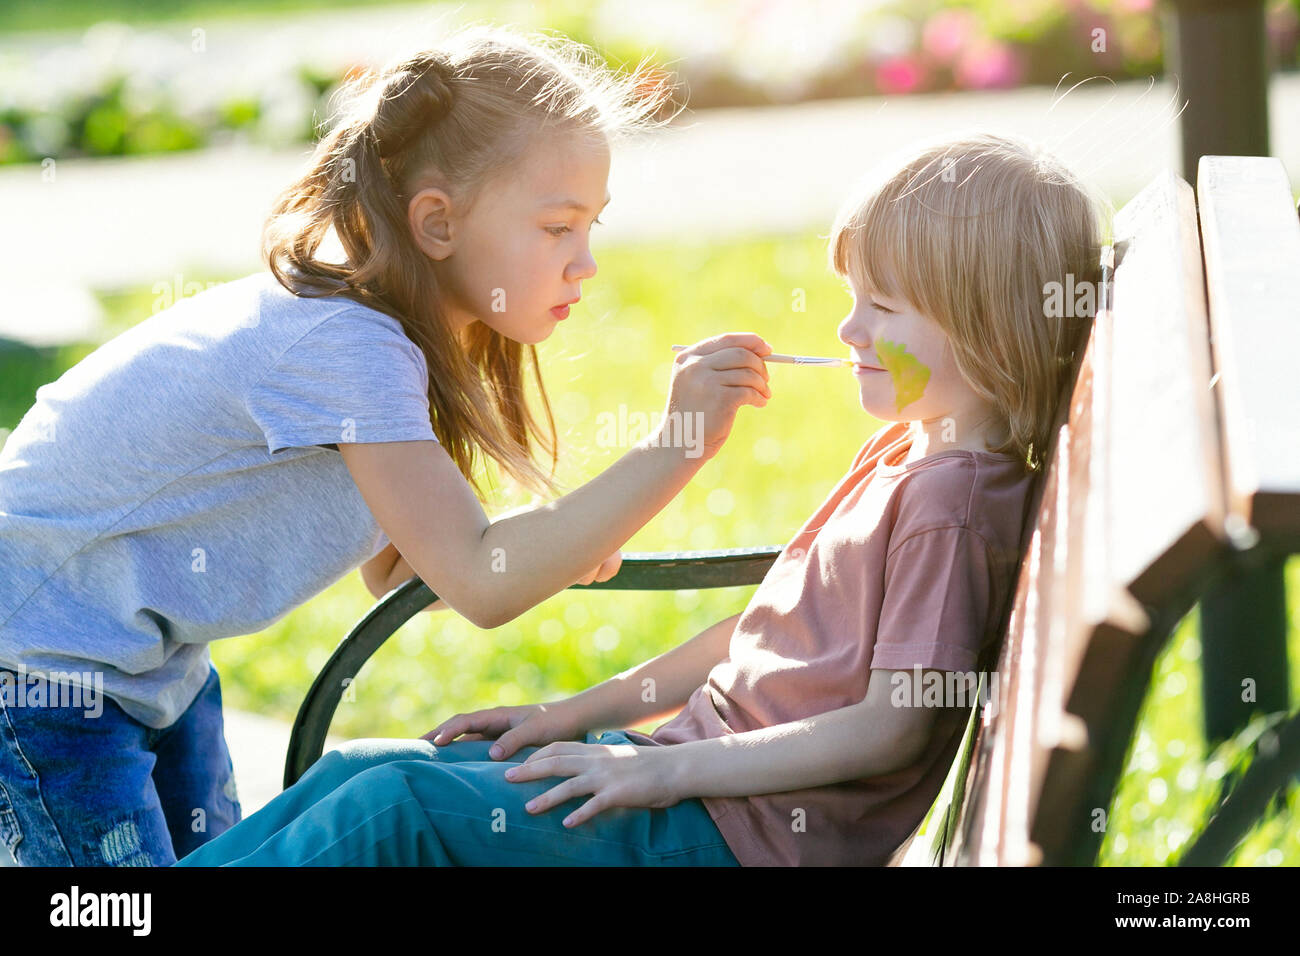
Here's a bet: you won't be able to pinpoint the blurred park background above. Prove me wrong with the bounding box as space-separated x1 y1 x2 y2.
1 0 1298 866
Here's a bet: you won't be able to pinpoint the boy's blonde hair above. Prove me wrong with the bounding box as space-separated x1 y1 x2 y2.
263 26 673 497
830 132 1109 472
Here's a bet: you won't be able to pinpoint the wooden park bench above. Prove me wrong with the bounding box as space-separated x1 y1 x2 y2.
929 154 1300 866
283 157 1299 866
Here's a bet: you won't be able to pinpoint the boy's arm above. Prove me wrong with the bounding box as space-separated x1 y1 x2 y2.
666 666 941 798
565 612 742 731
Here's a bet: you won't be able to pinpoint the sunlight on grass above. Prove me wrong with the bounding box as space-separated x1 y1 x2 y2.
1099 557 1300 866
1 229 1286 865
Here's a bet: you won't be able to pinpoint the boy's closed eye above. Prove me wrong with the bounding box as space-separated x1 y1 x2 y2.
839 276 895 314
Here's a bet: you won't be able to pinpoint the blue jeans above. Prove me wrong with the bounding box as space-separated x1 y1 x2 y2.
174 730 740 866
0 662 240 866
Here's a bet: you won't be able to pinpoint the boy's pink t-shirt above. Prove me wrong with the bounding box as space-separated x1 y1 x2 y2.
626 420 1037 866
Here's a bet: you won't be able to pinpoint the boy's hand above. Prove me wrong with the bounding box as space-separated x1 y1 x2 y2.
421 702 587 760
504 741 682 827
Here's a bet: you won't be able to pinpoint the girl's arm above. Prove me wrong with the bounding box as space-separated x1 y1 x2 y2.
360 499 545 609
340 335 770 630
665 667 940 797
341 438 706 629
359 543 401 597
360 542 448 611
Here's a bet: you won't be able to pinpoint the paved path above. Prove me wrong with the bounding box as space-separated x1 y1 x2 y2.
5 74 1298 347
223 707 345 816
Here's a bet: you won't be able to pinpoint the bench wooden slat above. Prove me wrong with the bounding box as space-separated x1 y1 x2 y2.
1106 171 1226 606
952 322 1150 865
951 170 1235 865
1031 313 1150 863
949 316 1090 866
948 256 1088 865
937 379 1064 865
1197 155 1300 545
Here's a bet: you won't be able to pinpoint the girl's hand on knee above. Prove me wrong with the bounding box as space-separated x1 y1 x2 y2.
421 701 587 759
504 741 681 827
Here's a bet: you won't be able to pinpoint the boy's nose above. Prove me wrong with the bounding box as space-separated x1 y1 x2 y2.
837 310 866 347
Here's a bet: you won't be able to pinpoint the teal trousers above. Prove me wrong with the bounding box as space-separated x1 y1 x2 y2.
173 730 739 866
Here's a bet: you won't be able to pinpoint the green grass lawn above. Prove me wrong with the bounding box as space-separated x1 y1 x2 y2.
1099 597 1300 866
2 230 1296 866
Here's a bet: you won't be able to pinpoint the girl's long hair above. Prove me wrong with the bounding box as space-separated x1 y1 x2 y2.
262 25 673 498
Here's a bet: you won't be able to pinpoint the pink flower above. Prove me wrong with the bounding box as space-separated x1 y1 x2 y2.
1116 0 1154 12
1268 0 1299 41
955 40 1024 89
875 55 925 95
921 9 979 63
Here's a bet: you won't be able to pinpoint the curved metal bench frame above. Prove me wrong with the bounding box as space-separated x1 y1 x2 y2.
283 545 782 788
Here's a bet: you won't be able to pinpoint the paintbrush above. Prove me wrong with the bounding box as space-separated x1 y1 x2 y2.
670 344 853 367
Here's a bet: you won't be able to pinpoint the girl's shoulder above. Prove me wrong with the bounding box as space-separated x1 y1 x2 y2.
249 272 400 324
144 272 425 385
215 272 417 357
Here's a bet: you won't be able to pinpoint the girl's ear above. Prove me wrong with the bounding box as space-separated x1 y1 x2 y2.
408 187 456 261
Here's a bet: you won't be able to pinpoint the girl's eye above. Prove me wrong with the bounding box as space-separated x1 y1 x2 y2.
546 217 602 237
871 301 894 314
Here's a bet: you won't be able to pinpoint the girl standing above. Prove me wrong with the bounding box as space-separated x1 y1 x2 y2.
0 26 771 867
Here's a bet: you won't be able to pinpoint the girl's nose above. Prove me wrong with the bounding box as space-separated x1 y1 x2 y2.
568 247 598 282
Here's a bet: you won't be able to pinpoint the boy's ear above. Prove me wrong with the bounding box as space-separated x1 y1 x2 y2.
407 187 456 261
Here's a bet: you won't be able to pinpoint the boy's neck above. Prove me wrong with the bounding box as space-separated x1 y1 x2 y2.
903 414 1011 464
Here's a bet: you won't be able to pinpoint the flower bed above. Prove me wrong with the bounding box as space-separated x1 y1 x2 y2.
2 0 1296 165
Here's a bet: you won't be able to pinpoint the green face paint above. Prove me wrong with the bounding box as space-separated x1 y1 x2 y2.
875 337 930 412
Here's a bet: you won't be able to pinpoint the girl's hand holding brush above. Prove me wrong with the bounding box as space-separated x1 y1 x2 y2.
664 334 773 463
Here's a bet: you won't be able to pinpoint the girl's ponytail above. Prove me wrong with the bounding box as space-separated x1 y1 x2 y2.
370 54 455 159
323 56 453 299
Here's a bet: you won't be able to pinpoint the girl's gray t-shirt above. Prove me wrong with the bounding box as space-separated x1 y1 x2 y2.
0 272 439 728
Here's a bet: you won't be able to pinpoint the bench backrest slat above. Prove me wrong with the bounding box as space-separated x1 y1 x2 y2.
949 169 1235 865
1106 172 1225 607
1197 156 1300 546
